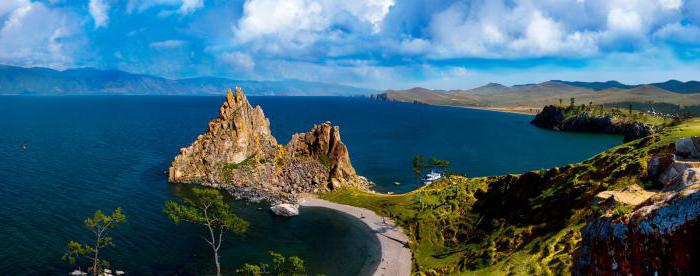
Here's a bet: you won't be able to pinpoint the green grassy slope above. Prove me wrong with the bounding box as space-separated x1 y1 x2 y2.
322 118 700 274
557 104 673 126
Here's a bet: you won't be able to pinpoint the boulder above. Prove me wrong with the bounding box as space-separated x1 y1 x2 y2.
270 203 299 216
622 122 655 142
647 154 675 177
680 168 700 189
593 184 655 207
675 137 700 159
660 159 700 189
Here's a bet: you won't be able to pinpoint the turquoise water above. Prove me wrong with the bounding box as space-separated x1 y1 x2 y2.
0 96 621 275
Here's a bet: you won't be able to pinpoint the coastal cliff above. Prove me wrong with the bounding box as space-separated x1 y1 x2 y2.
322 117 700 274
169 88 369 203
574 137 700 275
531 105 656 142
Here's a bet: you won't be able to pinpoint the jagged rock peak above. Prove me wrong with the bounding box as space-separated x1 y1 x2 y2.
168 88 369 203
287 122 358 189
169 87 276 183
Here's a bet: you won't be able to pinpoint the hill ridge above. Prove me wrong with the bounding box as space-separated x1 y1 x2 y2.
0 64 376 96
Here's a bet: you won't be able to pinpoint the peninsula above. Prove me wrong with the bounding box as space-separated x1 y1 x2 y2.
168 87 700 275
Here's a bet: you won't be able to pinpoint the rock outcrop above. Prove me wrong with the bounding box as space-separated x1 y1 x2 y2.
169 88 369 204
269 203 300 216
531 105 655 142
574 137 700 275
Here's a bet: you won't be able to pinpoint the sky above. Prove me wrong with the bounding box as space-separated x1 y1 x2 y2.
1 0 700 90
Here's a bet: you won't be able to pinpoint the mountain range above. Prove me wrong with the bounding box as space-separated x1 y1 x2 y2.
0 65 376 96
379 80 700 114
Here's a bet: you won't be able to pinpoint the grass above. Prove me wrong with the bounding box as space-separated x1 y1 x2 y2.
558 104 673 127
321 118 700 274
222 156 258 171
221 156 260 182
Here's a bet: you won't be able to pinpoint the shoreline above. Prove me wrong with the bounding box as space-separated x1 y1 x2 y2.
457 105 540 115
378 98 540 115
426 102 540 115
299 197 412 276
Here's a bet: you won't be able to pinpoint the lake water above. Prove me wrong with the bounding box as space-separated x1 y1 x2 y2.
0 96 621 275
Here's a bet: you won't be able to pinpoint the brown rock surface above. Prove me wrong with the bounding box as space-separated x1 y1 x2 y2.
574 138 700 275
168 88 369 203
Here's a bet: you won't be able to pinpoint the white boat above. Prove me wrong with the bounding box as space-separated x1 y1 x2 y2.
422 170 443 185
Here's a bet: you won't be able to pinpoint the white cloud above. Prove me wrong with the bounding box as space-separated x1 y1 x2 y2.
0 0 28 16
607 8 643 34
0 1 83 68
390 0 692 59
89 0 110 29
221 51 255 71
150 40 186 49
178 0 203 14
659 0 683 10
126 0 204 15
233 0 395 55
653 22 700 44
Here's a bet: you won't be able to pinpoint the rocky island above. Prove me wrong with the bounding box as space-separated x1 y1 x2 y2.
168 88 370 207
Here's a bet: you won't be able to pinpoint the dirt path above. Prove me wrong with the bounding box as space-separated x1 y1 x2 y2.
299 197 412 276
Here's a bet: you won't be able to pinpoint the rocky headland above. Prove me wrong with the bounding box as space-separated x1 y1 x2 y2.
168 88 370 205
531 105 656 142
321 116 700 274
575 136 700 275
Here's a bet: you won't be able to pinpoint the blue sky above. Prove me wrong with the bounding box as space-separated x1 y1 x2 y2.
1 0 700 90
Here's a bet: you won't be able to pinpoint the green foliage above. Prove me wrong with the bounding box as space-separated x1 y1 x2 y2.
270 251 285 272
429 158 450 169
559 104 671 127
318 155 333 169
236 251 307 275
287 256 306 275
412 155 425 176
322 118 700 274
62 241 91 265
164 187 248 234
613 203 632 216
164 187 248 276
222 156 259 174
63 208 125 276
236 263 262 276
412 155 451 177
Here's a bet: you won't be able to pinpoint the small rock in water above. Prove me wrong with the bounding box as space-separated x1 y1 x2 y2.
270 203 299 216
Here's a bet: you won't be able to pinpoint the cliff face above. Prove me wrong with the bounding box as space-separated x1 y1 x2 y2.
531 105 655 142
574 137 700 275
169 88 369 203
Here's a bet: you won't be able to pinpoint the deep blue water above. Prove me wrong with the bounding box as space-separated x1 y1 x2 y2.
0 96 621 275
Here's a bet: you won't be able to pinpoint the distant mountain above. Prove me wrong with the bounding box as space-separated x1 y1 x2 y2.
0 65 376 96
649 80 700 94
550 80 637 91
377 80 700 112
549 79 700 94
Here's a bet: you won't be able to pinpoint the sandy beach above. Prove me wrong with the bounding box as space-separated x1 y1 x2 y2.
300 197 412 276
429 103 541 115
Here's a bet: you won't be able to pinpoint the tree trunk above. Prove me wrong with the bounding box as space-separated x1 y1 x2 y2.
213 247 221 276
92 248 99 276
